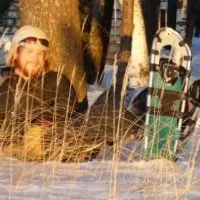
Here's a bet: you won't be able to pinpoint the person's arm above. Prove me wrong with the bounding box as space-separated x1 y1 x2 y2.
33 72 79 124
53 73 79 120
0 77 14 120
33 71 88 125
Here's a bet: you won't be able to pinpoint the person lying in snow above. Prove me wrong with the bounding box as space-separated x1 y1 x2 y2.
0 25 88 160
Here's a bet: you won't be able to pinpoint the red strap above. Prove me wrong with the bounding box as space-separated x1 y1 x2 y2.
33 119 53 126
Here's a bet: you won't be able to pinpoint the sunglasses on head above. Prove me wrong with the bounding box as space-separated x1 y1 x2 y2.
20 37 49 48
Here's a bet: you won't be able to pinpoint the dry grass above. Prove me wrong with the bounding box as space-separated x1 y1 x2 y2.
0 58 199 200
0 96 144 163
0 60 146 163
0 45 197 166
0 6 199 199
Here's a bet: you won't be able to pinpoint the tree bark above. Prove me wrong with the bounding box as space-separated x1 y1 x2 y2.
97 0 115 82
80 0 114 84
79 0 100 84
19 0 87 102
141 0 159 53
128 0 148 88
168 0 178 29
115 0 134 103
185 10 196 46
185 0 197 46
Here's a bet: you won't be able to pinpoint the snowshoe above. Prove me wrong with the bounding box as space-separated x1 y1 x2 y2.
144 27 192 160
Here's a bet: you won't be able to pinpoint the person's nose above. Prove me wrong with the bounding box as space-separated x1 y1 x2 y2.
29 52 39 62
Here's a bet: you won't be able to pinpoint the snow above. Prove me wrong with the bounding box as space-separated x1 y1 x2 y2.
1 155 200 199
0 38 200 199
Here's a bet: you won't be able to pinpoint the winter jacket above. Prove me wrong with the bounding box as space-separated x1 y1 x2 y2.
0 68 81 125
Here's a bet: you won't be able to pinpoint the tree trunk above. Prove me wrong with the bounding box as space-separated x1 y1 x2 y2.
80 0 114 84
176 0 188 39
185 11 196 46
128 0 148 88
160 0 168 27
141 0 159 52
168 0 178 29
79 0 101 84
19 0 87 102
185 1 196 46
97 0 115 82
115 0 134 103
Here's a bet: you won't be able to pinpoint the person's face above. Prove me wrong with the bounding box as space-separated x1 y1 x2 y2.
14 46 45 77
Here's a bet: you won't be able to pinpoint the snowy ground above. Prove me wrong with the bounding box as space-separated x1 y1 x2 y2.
0 38 200 200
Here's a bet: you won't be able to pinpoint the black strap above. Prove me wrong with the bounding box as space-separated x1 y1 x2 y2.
147 106 184 118
150 58 189 76
148 88 186 98
151 49 159 55
147 88 185 118
183 56 192 61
